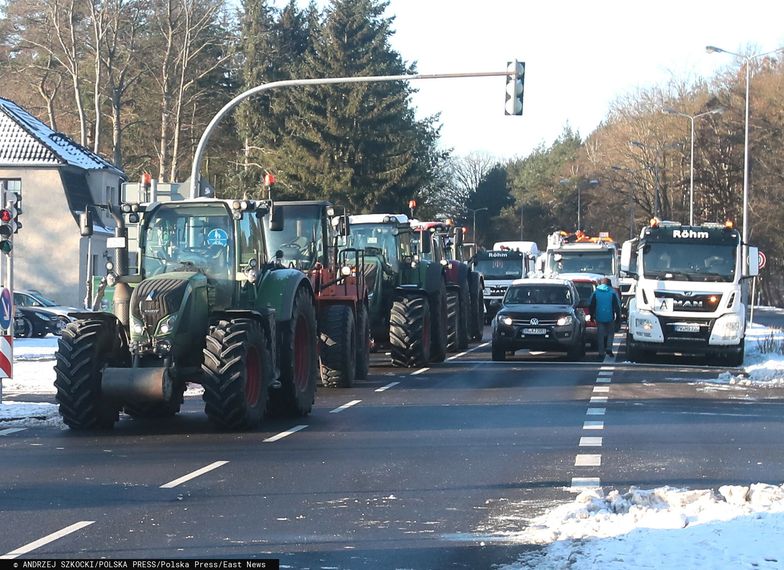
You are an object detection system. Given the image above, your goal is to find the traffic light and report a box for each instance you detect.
[9,191,21,233]
[504,60,525,116]
[0,205,15,254]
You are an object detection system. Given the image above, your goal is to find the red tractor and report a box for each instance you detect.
[263,201,369,388]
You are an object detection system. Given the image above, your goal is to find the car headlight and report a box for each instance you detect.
[500,316,513,326]
[557,315,573,326]
[157,313,178,335]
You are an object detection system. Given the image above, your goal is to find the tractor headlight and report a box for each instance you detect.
[157,313,178,335]
[131,317,144,335]
[557,315,573,327]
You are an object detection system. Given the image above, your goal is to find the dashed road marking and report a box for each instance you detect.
[263,424,308,443]
[329,400,362,414]
[575,454,602,467]
[570,477,601,491]
[0,428,25,436]
[596,377,611,383]
[446,342,490,361]
[583,421,604,430]
[579,436,603,447]
[160,461,229,489]
[411,367,430,376]
[590,396,608,404]
[593,386,610,393]
[375,382,400,392]
[0,521,95,559]
[586,408,606,416]
[599,366,615,372]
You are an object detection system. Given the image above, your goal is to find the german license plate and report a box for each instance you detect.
[522,328,546,335]
[674,323,700,333]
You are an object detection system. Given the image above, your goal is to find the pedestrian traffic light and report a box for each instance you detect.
[0,206,15,253]
[504,60,525,116]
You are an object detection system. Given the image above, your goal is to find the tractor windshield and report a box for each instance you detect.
[263,204,324,270]
[349,224,411,270]
[141,203,235,284]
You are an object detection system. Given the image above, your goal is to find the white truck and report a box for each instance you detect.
[473,244,538,323]
[543,231,620,288]
[621,220,758,365]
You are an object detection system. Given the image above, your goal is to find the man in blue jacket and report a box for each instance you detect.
[589,277,621,359]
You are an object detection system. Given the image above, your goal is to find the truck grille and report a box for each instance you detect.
[654,291,721,313]
[131,279,188,330]
[488,285,508,297]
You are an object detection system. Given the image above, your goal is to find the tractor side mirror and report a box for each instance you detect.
[269,205,284,231]
[336,214,350,237]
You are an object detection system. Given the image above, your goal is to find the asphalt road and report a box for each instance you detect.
[2,310,784,568]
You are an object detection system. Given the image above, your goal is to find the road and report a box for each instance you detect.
[1,310,784,568]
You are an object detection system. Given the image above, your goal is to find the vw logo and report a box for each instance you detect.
[529,317,539,325]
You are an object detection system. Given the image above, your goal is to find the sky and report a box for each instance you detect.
[376,0,784,161]
[2,318,784,566]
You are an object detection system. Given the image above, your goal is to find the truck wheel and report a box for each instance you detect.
[320,304,356,388]
[458,286,470,350]
[430,283,448,363]
[269,287,318,416]
[390,295,431,367]
[625,333,642,362]
[202,318,271,430]
[355,302,370,380]
[446,289,460,353]
[724,339,745,367]
[469,274,484,340]
[54,320,121,430]
[124,382,186,419]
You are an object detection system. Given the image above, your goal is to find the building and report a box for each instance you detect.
[0,97,126,308]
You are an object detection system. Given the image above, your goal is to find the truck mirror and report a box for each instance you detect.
[746,246,759,277]
[419,232,432,254]
[620,241,635,275]
[337,214,350,237]
[269,205,284,231]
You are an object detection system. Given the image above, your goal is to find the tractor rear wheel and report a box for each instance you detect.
[430,283,448,363]
[320,304,357,388]
[446,289,460,353]
[269,287,318,416]
[390,295,431,367]
[202,318,271,430]
[54,320,121,430]
[355,302,370,380]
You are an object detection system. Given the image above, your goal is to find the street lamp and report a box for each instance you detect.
[664,107,724,225]
[466,207,488,246]
[560,178,599,230]
[630,140,662,218]
[706,44,784,248]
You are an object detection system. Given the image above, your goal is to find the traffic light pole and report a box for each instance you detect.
[0,181,12,403]
[188,66,525,199]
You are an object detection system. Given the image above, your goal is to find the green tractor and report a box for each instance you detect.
[347,214,448,368]
[54,198,320,431]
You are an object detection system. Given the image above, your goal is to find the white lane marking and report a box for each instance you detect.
[596,371,613,376]
[375,382,400,392]
[411,367,430,376]
[593,386,610,393]
[599,366,615,371]
[579,436,603,447]
[586,408,606,416]
[0,521,95,559]
[329,400,362,414]
[160,461,229,489]
[0,428,26,436]
[590,396,608,404]
[596,377,611,383]
[441,360,618,366]
[569,477,600,491]
[263,424,308,443]
[446,342,490,361]
[583,421,604,430]
[575,454,602,467]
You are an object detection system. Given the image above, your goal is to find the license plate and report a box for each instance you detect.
[522,328,547,335]
[674,324,700,333]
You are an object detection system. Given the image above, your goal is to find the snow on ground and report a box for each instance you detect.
[4,318,784,568]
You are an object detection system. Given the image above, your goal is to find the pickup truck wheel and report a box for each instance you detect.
[203,318,271,430]
[54,320,120,430]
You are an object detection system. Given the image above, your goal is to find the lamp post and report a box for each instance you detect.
[560,178,599,230]
[706,44,784,248]
[467,207,488,246]
[664,107,723,225]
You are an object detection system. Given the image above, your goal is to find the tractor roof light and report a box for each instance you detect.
[725,220,734,229]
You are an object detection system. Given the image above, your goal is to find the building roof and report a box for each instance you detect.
[0,97,123,176]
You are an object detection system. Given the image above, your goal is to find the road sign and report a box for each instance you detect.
[758,251,767,270]
[0,287,11,330]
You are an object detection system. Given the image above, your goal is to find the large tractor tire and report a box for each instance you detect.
[469,273,485,341]
[269,287,319,416]
[430,282,448,363]
[320,304,357,388]
[124,382,186,419]
[54,319,122,430]
[446,289,461,353]
[389,295,431,367]
[458,285,470,350]
[202,318,271,430]
[355,302,370,380]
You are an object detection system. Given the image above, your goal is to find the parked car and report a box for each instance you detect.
[491,278,586,361]
[14,306,65,338]
[14,289,80,332]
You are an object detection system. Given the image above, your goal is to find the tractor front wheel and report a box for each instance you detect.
[355,302,370,380]
[320,304,357,388]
